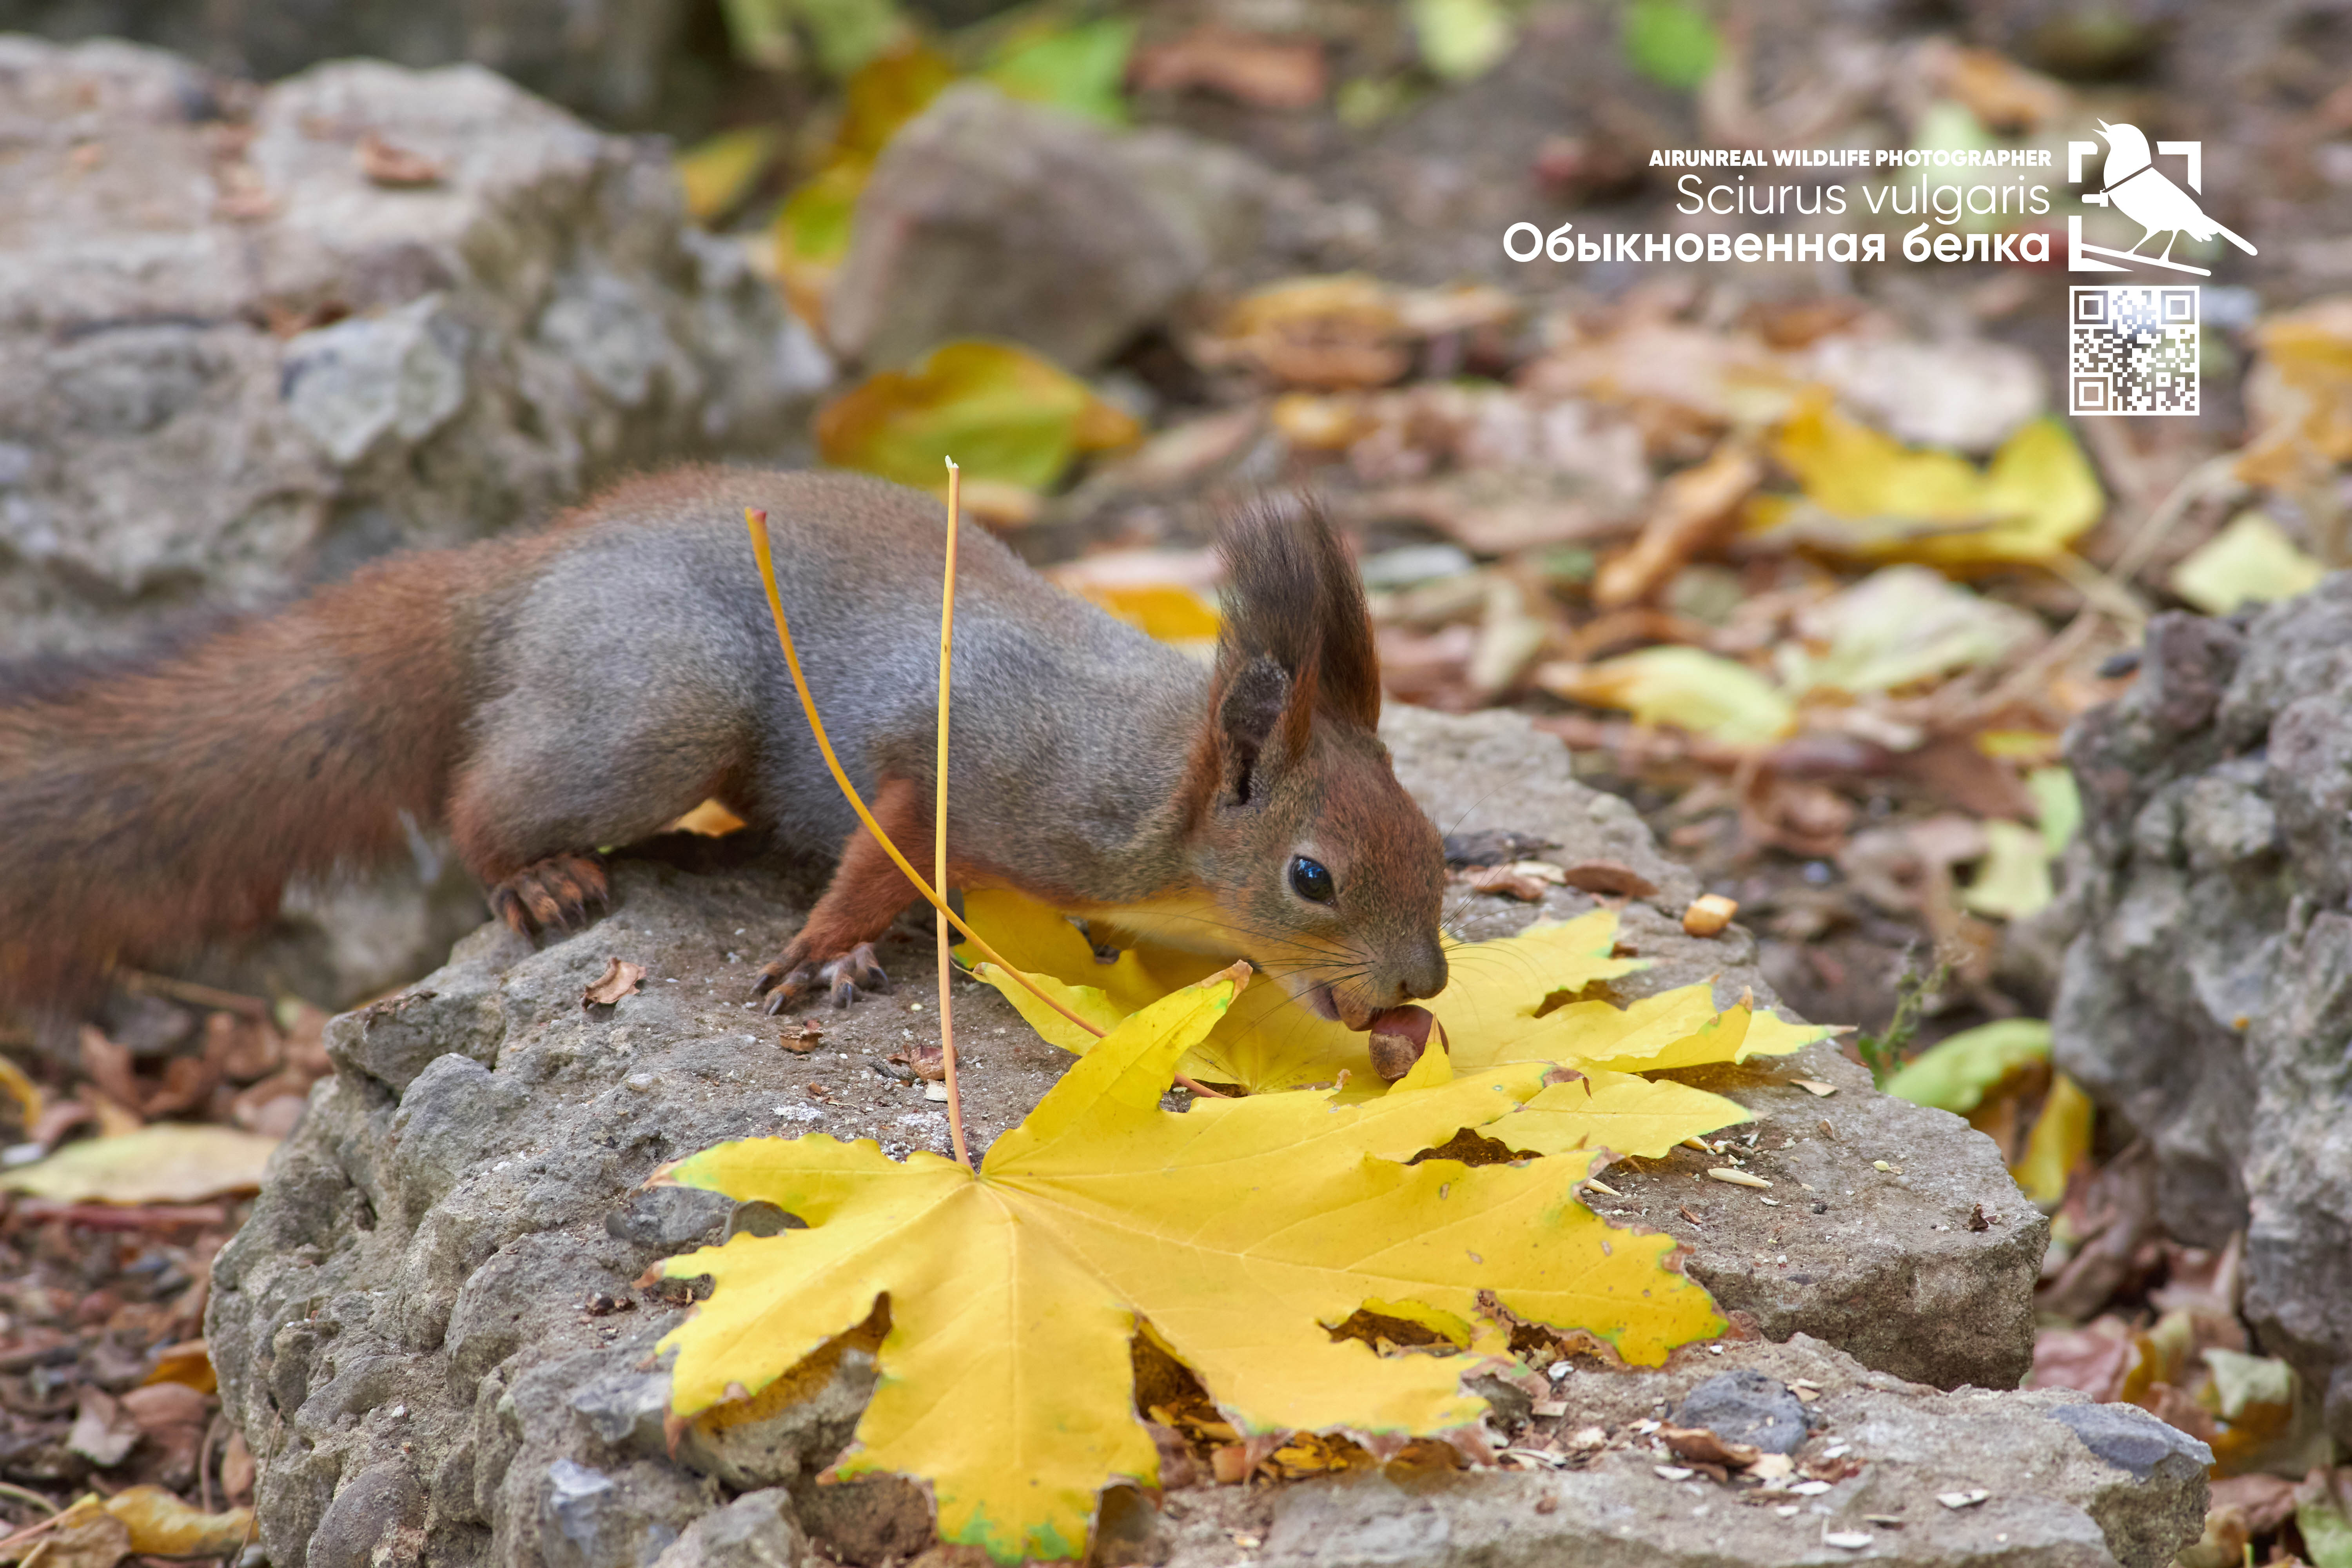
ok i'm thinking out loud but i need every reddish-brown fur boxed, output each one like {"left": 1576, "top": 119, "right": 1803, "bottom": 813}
{"left": 2, "top": 548, "right": 467, "bottom": 1008}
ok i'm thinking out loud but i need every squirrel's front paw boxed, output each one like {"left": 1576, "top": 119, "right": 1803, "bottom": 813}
{"left": 754, "top": 940, "right": 891, "bottom": 1013}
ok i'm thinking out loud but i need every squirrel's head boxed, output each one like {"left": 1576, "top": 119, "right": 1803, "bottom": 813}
{"left": 1181, "top": 495, "right": 1447, "bottom": 1030}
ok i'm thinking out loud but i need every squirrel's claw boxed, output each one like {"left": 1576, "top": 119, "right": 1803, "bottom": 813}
{"left": 755, "top": 941, "right": 890, "bottom": 1013}
{"left": 492, "top": 854, "right": 609, "bottom": 937}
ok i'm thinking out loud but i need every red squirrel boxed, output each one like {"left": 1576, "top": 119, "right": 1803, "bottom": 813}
{"left": 0, "top": 468, "right": 1448, "bottom": 1033}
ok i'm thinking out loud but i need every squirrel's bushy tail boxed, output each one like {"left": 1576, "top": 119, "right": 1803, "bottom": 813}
{"left": 0, "top": 550, "right": 481, "bottom": 1018}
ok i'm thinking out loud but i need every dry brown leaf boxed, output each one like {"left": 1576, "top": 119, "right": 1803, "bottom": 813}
{"left": 583, "top": 958, "right": 646, "bottom": 1009}
{"left": 230, "top": 1074, "right": 309, "bottom": 1138}
{"left": 1129, "top": 27, "right": 1327, "bottom": 108}
{"left": 203, "top": 1009, "right": 280, "bottom": 1082}
{"left": 221, "top": 1430, "right": 255, "bottom": 1505}
{"left": 1558, "top": 608, "right": 1720, "bottom": 662}
{"left": 68, "top": 1385, "right": 140, "bottom": 1468}
{"left": 1739, "top": 771, "right": 1856, "bottom": 858}
{"left": 120, "top": 1381, "right": 211, "bottom": 1486}
{"left": 1743, "top": 298, "right": 1869, "bottom": 350}
{"left": 1522, "top": 320, "right": 1800, "bottom": 435}
{"left": 2028, "top": 1322, "right": 2136, "bottom": 1401}
{"left": 6, "top": 1497, "right": 131, "bottom": 1568}
{"left": 1553, "top": 861, "right": 1661, "bottom": 898}
{"left": 1272, "top": 391, "right": 1373, "bottom": 451}
{"left": 668, "top": 799, "right": 748, "bottom": 837}
{"left": 1210, "top": 275, "right": 1410, "bottom": 390}
{"left": 1682, "top": 895, "right": 1739, "bottom": 936}
{"left": 890, "top": 1044, "right": 947, "bottom": 1082}
{"left": 76, "top": 1025, "right": 142, "bottom": 1112}
{"left": 357, "top": 131, "right": 444, "bottom": 187}
{"left": 139, "top": 1054, "right": 218, "bottom": 1119}
{"left": 2208, "top": 1473, "right": 2299, "bottom": 1536}
{"left": 1462, "top": 866, "right": 1550, "bottom": 902}
{"left": 1940, "top": 47, "right": 2068, "bottom": 132}
{"left": 1659, "top": 1423, "right": 1763, "bottom": 1468}
{"left": 281, "top": 1003, "right": 331, "bottom": 1078}
{"left": 781, "top": 1019, "right": 825, "bottom": 1054}
{"left": 1593, "top": 446, "right": 1763, "bottom": 610}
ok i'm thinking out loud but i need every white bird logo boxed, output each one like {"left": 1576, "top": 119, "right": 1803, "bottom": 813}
{"left": 2087, "top": 120, "right": 2256, "bottom": 264}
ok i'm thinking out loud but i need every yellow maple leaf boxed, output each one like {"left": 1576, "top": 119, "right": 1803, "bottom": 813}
{"left": 965, "top": 893, "right": 1825, "bottom": 1099}
{"left": 964, "top": 896, "right": 1660, "bottom": 1094}
{"left": 657, "top": 971, "right": 1726, "bottom": 1562}
{"left": 1747, "top": 400, "right": 2103, "bottom": 568}
{"left": 1537, "top": 646, "right": 1798, "bottom": 748}
{"left": 817, "top": 341, "right": 1142, "bottom": 501}
{"left": 0, "top": 1124, "right": 279, "bottom": 1204}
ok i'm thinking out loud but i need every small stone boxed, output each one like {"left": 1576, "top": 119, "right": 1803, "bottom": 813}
{"left": 1654, "top": 1465, "right": 1695, "bottom": 1481}
{"left": 1938, "top": 1489, "right": 1990, "bottom": 1509}
{"left": 1673, "top": 1371, "right": 1809, "bottom": 1456}
{"left": 1823, "top": 1530, "right": 1874, "bottom": 1548}
{"left": 2045, "top": 1402, "right": 2214, "bottom": 1481}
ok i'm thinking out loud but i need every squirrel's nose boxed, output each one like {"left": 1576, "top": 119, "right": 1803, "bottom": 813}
{"left": 1397, "top": 941, "right": 1448, "bottom": 1002}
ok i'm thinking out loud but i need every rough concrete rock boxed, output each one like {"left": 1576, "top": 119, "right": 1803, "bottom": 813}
{"left": 1154, "top": 1336, "right": 2203, "bottom": 1568}
{"left": 0, "top": 0, "right": 698, "bottom": 127}
{"left": 2052, "top": 581, "right": 2352, "bottom": 1440}
{"left": 0, "top": 35, "right": 829, "bottom": 662}
{"left": 0, "top": 35, "right": 829, "bottom": 1008}
{"left": 209, "top": 708, "right": 2046, "bottom": 1567}
{"left": 827, "top": 82, "right": 1356, "bottom": 372}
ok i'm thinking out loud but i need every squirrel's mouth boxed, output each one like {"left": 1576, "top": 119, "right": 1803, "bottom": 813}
{"left": 1301, "top": 983, "right": 1435, "bottom": 1042}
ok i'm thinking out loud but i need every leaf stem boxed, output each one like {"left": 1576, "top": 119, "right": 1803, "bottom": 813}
{"left": 744, "top": 510, "right": 1105, "bottom": 1040}
{"left": 937, "top": 463, "right": 970, "bottom": 1168}
{"left": 744, "top": 508, "right": 1228, "bottom": 1102}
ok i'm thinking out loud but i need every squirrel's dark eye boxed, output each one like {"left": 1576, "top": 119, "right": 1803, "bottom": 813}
{"left": 1289, "top": 856, "right": 1335, "bottom": 904}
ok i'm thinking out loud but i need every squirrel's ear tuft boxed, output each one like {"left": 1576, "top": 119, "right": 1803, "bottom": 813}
{"left": 1213, "top": 655, "right": 1290, "bottom": 806}
{"left": 1215, "top": 494, "right": 1380, "bottom": 731}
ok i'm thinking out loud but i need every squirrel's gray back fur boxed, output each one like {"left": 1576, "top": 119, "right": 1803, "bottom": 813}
{"left": 473, "top": 468, "right": 1208, "bottom": 898}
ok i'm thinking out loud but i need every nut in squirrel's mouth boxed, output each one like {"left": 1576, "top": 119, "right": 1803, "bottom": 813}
{"left": 1302, "top": 983, "right": 1436, "bottom": 1042}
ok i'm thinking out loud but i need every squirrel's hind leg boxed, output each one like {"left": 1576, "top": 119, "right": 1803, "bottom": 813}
{"left": 488, "top": 854, "right": 610, "bottom": 935}
{"left": 755, "top": 777, "right": 929, "bottom": 1012}
{"left": 448, "top": 715, "right": 747, "bottom": 937}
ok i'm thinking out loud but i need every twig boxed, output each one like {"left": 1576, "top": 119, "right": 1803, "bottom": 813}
{"left": 937, "top": 462, "right": 971, "bottom": 1169}
{"left": 0, "top": 1483, "right": 57, "bottom": 1518}
{"left": 2044, "top": 454, "right": 2247, "bottom": 636}
{"left": 1965, "top": 455, "right": 2246, "bottom": 727}
{"left": 0, "top": 1508, "right": 64, "bottom": 1555}
{"left": 744, "top": 509, "right": 1228, "bottom": 1100}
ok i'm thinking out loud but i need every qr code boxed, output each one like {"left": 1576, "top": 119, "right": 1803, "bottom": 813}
{"left": 2070, "top": 286, "right": 2200, "bottom": 416}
